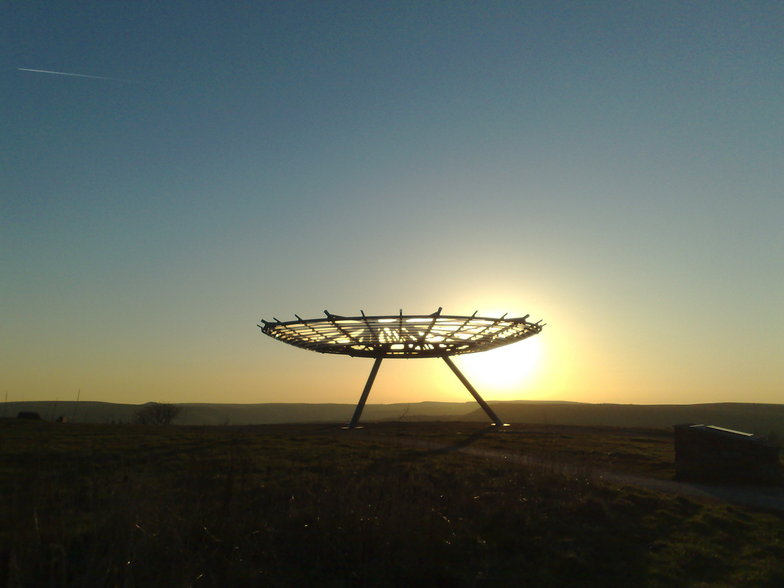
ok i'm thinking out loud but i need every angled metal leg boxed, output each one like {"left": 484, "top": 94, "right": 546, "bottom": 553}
{"left": 442, "top": 355, "right": 507, "bottom": 427}
{"left": 344, "top": 357, "right": 383, "bottom": 429}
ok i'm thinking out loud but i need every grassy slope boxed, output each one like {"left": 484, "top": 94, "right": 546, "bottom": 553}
{"left": 1, "top": 420, "right": 782, "bottom": 587}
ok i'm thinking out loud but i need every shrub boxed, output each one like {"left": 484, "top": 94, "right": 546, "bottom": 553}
{"left": 133, "top": 403, "right": 181, "bottom": 425}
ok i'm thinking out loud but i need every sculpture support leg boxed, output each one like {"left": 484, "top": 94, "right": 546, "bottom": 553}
{"left": 345, "top": 357, "right": 383, "bottom": 429}
{"left": 442, "top": 355, "right": 506, "bottom": 427}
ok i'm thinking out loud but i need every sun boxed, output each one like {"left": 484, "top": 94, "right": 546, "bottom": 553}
{"left": 456, "top": 336, "right": 543, "bottom": 396}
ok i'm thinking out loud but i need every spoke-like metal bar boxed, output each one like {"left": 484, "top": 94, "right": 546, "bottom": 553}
{"left": 345, "top": 357, "right": 383, "bottom": 429}
{"left": 419, "top": 307, "right": 442, "bottom": 345}
{"left": 277, "top": 321, "right": 321, "bottom": 345}
{"left": 482, "top": 315, "right": 521, "bottom": 342}
{"left": 298, "top": 315, "right": 337, "bottom": 344}
{"left": 465, "top": 315, "right": 503, "bottom": 342}
{"left": 441, "top": 355, "right": 506, "bottom": 427}
{"left": 394, "top": 310, "right": 415, "bottom": 348}
{"left": 324, "top": 310, "right": 365, "bottom": 348}
{"left": 443, "top": 311, "right": 477, "bottom": 341}
{"left": 360, "top": 310, "right": 379, "bottom": 346}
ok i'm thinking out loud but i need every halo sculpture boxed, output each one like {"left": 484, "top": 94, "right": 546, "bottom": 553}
{"left": 258, "top": 308, "right": 544, "bottom": 428}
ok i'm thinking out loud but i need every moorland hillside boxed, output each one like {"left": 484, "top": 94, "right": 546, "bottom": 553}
{"left": 5, "top": 400, "right": 783, "bottom": 436}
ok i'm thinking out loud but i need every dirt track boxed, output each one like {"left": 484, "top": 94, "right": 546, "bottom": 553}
{"left": 377, "top": 434, "right": 784, "bottom": 513}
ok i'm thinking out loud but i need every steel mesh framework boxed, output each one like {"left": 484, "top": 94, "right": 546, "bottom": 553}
{"left": 258, "top": 308, "right": 545, "bottom": 428}
{"left": 259, "top": 309, "right": 543, "bottom": 358}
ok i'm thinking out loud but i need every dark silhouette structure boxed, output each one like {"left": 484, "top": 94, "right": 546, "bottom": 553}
{"left": 674, "top": 424, "right": 781, "bottom": 483}
{"left": 259, "top": 308, "right": 544, "bottom": 428}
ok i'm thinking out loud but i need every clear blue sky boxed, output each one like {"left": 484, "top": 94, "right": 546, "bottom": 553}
{"left": 3, "top": 1, "right": 782, "bottom": 405}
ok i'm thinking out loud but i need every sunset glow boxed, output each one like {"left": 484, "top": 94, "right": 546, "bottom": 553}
{"left": 3, "top": 3, "right": 782, "bottom": 407}
{"left": 459, "top": 338, "right": 544, "bottom": 397}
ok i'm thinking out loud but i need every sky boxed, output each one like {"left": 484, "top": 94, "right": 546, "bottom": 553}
{"left": 3, "top": 1, "right": 782, "bottom": 406}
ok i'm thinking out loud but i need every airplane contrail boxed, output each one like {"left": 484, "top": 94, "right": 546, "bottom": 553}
{"left": 17, "top": 67, "right": 132, "bottom": 82}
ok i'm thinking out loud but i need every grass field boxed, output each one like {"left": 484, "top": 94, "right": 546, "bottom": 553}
{"left": 2, "top": 419, "right": 783, "bottom": 586}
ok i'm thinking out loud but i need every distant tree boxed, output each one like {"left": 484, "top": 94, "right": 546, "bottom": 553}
{"left": 134, "top": 403, "right": 181, "bottom": 425}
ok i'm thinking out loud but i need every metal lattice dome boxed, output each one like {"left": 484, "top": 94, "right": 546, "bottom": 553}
{"left": 259, "top": 309, "right": 543, "bottom": 358}
{"left": 257, "top": 307, "right": 545, "bottom": 428}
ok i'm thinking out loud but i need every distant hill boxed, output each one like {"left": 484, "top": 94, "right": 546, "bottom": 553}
{"left": 1, "top": 400, "right": 476, "bottom": 426}
{"left": 4, "top": 400, "right": 783, "bottom": 436}
{"left": 464, "top": 401, "right": 784, "bottom": 437}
